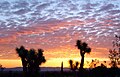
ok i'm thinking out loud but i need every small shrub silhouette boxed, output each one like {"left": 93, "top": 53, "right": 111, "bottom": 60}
{"left": 89, "top": 59, "right": 99, "bottom": 68}
{"left": 0, "top": 64, "right": 5, "bottom": 72}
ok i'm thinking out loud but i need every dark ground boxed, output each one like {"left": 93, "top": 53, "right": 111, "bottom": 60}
{"left": 1, "top": 71, "right": 72, "bottom": 77}
{"left": 0, "top": 68, "right": 120, "bottom": 77}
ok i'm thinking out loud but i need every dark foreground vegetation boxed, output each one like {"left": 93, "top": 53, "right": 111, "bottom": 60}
{"left": 0, "top": 68, "right": 120, "bottom": 77}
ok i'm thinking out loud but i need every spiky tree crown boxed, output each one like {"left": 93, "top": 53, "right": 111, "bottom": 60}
{"left": 76, "top": 40, "right": 91, "bottom": 53}
{"left": 16, "top": 46, "right": 28, "bottom": 58}
{"left": 16, "top": 46, "right": 46, "bottom": 65}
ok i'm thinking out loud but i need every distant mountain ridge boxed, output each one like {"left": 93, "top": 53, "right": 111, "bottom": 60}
{"left": 2, "top": 67, "right": 70, "bottom": 72}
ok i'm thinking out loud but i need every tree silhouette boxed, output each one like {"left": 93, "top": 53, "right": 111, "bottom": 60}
{"left": 16, "top": 46, "right": 46, "bottom": 76}
{"left": 16, "top": 46, "right": 28, "bottom": 73}
{"left": 109, "top": 35, "right": 120, "bottom": 67}
{"left": 69, "top": 60, "right": 79, "bottom": 71}
{"left": 74, "top": 61, "right": 79, "bottom": 71}
{"left": 76, "top": 40, "right": 91, "bottom": 70}
{"left": 69, "top": 60, "right": 74, "bottom": 71}
{"left": 35, "top": 49, "right": 46, "bottom": 72}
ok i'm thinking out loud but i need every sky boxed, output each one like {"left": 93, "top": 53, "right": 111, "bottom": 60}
{"left": 0, "top": 0, "right": 120, "bottom": 68}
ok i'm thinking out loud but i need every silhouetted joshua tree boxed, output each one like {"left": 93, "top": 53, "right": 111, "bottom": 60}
{"left": 76, "top": 40, "right": 91, "bottom": 70}
{"left": 74, "top": 61, "right": 79, "bottom": 71}
{"left": 35, "top": 49, "right": 46, "bottom": 72}
{"left": 16, "top": 46, "right": 28, "bottom": 73}
{"left": 69, "top": 60, "right": 74, "bottom": 71}
{"left": 16, "top": 46, "right": 46, "bottom": 76}
{"left": 69, "top": 60, "right": 79, "bottom": 71}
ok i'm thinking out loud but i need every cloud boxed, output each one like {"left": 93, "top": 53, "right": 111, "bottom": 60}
{"left": 0, "top": 1, "right": 10, "bottom": 9}
{"left": 35, "top": 2, "right": 51, "bottom": 10}
{"left": 82, "top": 3, "right": 94, "bottom": 10}
{"left": 108, "top": 10, "right": 120, "bottom": 14}
{"left": 12, "top": 1, "right": 29, "bottom": 8}
{"left": 98, "top": 4, "right": 115, "bottom": 12}
{"left": 13, "top": 8, "right": 31, "bottom": 15}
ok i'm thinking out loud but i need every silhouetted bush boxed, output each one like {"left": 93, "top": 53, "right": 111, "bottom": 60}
{"left": 90, "top": 64, "right": 107, "bottom": 77}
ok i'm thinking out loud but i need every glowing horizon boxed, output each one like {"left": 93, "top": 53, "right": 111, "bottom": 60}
{"left": 0, "top": 57, "right": 111, "bottom": 68}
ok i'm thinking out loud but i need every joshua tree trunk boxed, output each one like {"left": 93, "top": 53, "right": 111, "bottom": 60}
{"left": 80, "top": 55, "right": 84, "bottom": 70}
{"left": 21, "top": 58, "right": 27, "bottom": 73}
{"left": 35, "top": 65, "right": 40, "bottom": 73}
{"left": 79, "top": 50, "right": 85, "bottom": 70}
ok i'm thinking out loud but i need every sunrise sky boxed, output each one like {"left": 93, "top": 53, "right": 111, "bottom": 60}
{"left": 0, "top": 0, "right": 120, "bottom": 68}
